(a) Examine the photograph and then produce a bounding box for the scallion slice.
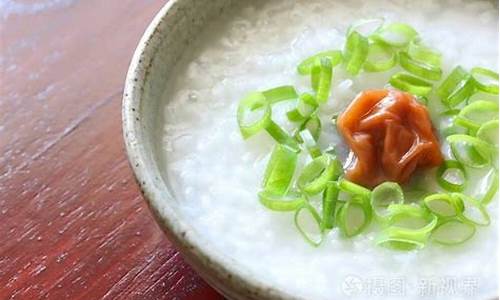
[371,23,418,47]
[299,130,322,158]
[338,201,371,237]
[321,181,339,230]
[343,31,369,76]
[389,72,433,97]
[423,193,463,217]
[447,134,494,168]
[407,39,442,67]
[453,193,490,226]
[476,120,499,148]
[298,155,342,195]
[287,93,318,122]
[437,66,475,107]
[262,144,298,195]
[237,92,271,139]
[258,190,305,211]
[436,160,467,192]
[338,179,372,200]
[399,51,442,81]
[297,50,342,75]
[265,121,299,150]
[315,57,334,103]
[363,42,397,72]
[262,85,298,103]
[454,100,498,134]
[431,219,476,245]
[347,18,385,37]
[439,109,467,137]
[480,169,499,205]
[294,203,324,247]
[370,182,405,219]
[471,67,499,94]
[296,113,322,142]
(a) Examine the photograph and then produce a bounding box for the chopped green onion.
[437,66,475,107]
[338,179,372,200]
[370,182,404,219]
[337,201,371,237]
[321,182,339,230]
[436,160,467,192]
[311,59,321,91]
[258,190,305,211]
[471,67,499,94]
[399,51,442,81]
[447,134,494,168]
[454,100,498,134]
[363,42,397,72]
[377,204,437,250]
[294,203,324,247]
[389,72,433,97]
[453,193,490,226]
[407,39,442,67]
[315,57,334,103]
[423,193,463,217]
[262,85,298,103]
[265,121,299,150]
[479,169,499,205]
[299,130,322,158]
[262,144,298,195]
[298,155,342,195]
[439,109,467,137]
[343,31,369,76]
[476,120,499,147]
[347,18,385,37]
[296,113,322,142]
[237,92,271,139]
[431,219,476,245]
[287,93,318,122]
[297,50,342,75]
[372,23,418,47]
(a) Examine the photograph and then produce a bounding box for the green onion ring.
[347,18,385,37]
[343,30,369,76]
[447,134,494,168]
[287,93,318,122]
[337,201,371,237]
[294,203,324,247]
[476,120,499,148]
[258,190,305,211]
[262,85,298,104]
[262,144,298,195]
[295,113,322,142]
[423,193,464,217]
[438,66,475,107]
[389,72,433,97]
[370,182,405,219]
[407,39,442,67]
[265,121,299,151]
[237,92,271,139]
[454,100,498,134]
[298,155,342,195]
[436,160,467,192]
[399,51,442,81]
[453,193,490,226]
[363,42,397,72]
[297,50,343,75]
[431,219,476,245]
[471,67,499,94]
[480,169,499,205]
[321,181,339,230]
[299,130,322,158]
[316,57,334,103]
[371,22,418,47]
[338,179,372,200]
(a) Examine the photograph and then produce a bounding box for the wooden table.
[0,1,223,299]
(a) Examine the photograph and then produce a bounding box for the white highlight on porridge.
[159,0,498,299]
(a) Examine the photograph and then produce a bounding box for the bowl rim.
[122,1,299,299]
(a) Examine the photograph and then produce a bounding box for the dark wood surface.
[0,1,223,299]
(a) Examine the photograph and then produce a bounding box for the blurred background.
[0,1,222,299]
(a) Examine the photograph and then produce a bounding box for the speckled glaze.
[122,1,298,299]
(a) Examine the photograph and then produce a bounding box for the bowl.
[122,1,296,299]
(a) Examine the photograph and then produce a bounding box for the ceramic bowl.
[122,1,296,299]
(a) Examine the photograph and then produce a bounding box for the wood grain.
[0,1,223,299]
